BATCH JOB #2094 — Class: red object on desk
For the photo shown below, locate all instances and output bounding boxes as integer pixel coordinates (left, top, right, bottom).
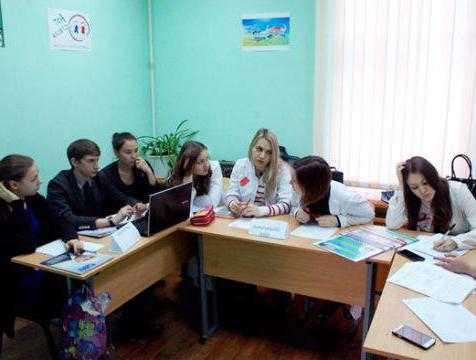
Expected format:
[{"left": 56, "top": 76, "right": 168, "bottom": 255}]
[{"left": 190, "top": 205, "right": 216, "bottom": 226}]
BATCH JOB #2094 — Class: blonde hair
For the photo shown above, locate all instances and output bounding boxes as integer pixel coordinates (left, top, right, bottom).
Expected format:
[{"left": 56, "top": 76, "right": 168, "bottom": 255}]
[{"left": 248, "top": 128, "right": 283, "bottom": 198}]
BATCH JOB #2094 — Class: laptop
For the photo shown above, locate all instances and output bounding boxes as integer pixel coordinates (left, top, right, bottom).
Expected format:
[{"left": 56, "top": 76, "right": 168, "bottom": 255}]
[{"left": 132, "top": 182, "right": 192, "bottom": 237}]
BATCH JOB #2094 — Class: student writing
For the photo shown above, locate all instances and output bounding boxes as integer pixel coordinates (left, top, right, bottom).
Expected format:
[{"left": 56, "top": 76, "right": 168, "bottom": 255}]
[{"left": 386, "top": 156, "right": 476, "bottom": 251}]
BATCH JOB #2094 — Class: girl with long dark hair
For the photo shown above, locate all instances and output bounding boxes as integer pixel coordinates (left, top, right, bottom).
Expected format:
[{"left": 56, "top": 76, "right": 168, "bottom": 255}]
[
  {"left": 101, "top": 132, "right": 162, "bottom": 203},
  {"left": 291, "top": 156, "right": 374, "bottom": 227},
  {"left": 386, "top": 156, "right": 476, "bottom": 251},
  {"left": 169, "top": 141, "right": 223, "bottom": 212}
]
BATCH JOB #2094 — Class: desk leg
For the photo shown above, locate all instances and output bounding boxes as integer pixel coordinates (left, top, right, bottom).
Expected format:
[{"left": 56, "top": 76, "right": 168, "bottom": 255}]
[
  {"left": 196, "top": 234, "right": 218, "bottom": 343},
  {"left": 66, "top": 277, "right": 73, "bottom": 293},
  {"left": 361, "top": 262, "right": 376, "bottom": 360}
]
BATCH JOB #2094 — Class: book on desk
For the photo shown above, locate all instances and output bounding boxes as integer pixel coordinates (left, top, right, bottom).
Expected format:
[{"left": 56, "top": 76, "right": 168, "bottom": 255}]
[
  {"left": 41, "top": 251, "right": 114, "bottom": 275},
  {"left": 314, "top": 225, "right": 418, "bottom": 262}
]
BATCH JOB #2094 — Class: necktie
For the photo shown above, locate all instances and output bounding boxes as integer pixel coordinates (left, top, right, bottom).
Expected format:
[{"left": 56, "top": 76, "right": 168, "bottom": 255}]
[{"left": 83, "top": 182, "right": 96, "bottom": 216}]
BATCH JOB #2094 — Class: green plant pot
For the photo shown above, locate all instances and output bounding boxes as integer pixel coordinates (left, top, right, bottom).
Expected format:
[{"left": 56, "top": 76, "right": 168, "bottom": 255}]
[{"left": 148, "top": 155, "right": 170, "bottom": 179}]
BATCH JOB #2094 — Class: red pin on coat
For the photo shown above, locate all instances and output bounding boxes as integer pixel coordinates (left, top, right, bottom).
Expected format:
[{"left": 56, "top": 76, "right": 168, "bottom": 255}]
[{"left": 240, "top": 176, "right": 250, "bottom": 186}]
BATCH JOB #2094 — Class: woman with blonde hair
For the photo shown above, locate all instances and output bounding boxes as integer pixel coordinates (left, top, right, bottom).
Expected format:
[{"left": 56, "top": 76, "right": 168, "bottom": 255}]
[{"left": 226, "top": 128, "right": 292, "bottom": 217}]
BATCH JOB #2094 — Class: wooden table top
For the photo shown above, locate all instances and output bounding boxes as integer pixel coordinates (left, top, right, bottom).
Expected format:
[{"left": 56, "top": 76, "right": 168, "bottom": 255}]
[
  {"left": 12, "top": 216, "right": 410, "bottom": 280},
  {"left": 179, "top": 216, "right": 396, "bottom": 265},
  {"left": 11, "top": 220, "right": 189, "bottom": 281},
  {"left": 363, "top": 252, "right": 476, "bottom": 360}
]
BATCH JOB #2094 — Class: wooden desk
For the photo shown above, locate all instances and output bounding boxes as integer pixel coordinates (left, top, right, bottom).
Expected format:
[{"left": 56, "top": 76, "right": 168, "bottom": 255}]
[
  {"left": 180, "top": 216, "right": 395, "bottom": 359},
  {"left": 363, "top": 252, "right": 476, "bottom": 359},
  {"left": 12, "top": 223, "right": 194, "bottom": 315}
]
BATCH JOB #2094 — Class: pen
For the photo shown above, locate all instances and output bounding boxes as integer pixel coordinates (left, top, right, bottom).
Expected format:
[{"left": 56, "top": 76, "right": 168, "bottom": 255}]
[
  {"left": 441, "top": 224, "right": 456, "bottom": 241},
  {"left": 69, "top": 248, "right": 85, "bottom": 257},
  {"left": 239, "top": 199, "right": 251, "bottom": 217},
  {"left": 435, "top": 224, "right": 456, "bottom": 251}
]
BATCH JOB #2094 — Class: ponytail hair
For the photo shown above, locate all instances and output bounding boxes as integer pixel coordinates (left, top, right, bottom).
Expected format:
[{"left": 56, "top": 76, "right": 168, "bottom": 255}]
[
  {"left": 0, "top": 154, "right": 34, "bottom": 218},
  {"left": 112, "top": 132, "right": 137, "bottom": 152}
]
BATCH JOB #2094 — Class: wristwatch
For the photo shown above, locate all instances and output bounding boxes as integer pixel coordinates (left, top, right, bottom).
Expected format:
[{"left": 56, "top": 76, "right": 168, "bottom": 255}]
[{"left": 107, "top": 215, "right": 115, "bottom": 227}]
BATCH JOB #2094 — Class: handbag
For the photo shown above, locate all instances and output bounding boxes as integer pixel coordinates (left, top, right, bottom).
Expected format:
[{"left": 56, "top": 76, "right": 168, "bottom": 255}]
[
  {"left": 61, "top": 285, "right": 111, "bottom": 359},
  {"left": 190, "top": 205, "right": 216, "bottom": 226},
  {"left": 448, "top": 154, "right": 476, "bottom": 199},
  {"left": 330, "top": 166, "right": 344, "bottom": 184}
]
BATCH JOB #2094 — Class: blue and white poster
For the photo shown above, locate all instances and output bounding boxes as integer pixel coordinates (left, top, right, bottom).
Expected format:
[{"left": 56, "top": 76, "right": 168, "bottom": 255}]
[
  {"left": 241, "top": 12, "right": 290, "bottom": 51},
  {"left": 48, "top": 8, "right": 92, "bottom": 51}
]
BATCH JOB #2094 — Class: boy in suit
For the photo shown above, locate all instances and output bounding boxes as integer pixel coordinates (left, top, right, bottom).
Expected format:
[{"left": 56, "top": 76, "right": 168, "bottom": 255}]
[{"left": 48, "top": 139, "right": 146, "bottom": 231}]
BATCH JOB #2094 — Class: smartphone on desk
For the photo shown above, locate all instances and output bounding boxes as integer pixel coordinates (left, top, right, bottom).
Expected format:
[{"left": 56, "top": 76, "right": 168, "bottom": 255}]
[
  {"left": 398, "top": 249, "right": 425, "bottom": 262},
  {"left": 392, "top": 324, "right": 435, "bottom": 350}
]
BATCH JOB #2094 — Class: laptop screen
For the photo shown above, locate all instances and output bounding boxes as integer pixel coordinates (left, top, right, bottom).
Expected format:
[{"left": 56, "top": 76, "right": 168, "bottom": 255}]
[{"left": 148, "top": 182, "right": 192, "bottom": 236}]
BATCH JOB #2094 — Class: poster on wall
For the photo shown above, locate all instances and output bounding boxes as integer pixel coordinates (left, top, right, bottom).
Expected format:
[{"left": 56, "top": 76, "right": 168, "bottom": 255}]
[
  {"left": 0, "top": 0, "right": 5, "bottom": 48},
  {"left": 48, "top": 8, "right": 91, "bottom": 51},
  {"left": 241, "top": 12, "right": 290, "bottom": 51}
]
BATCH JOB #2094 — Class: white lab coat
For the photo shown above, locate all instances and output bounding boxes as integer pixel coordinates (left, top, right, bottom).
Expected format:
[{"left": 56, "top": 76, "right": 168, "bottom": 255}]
[
  {"left": 291, "top": 180, "right": 375, "bottom": 228},
  {"left": 225, "top": 157, "right": 292, "bottom": 215},
  {"left": 191, "top": 160, "right": 223, "bottom": 213},
  {"left": 386, "top": 181, "right": 476, "bottom": 249}
]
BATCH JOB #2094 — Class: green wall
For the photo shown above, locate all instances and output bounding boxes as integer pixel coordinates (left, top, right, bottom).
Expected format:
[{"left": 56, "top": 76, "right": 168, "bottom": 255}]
[
  {"left": 0, "top": 0, "right": 319, "bottom": 191},
  {"left": 0, "top": 0, "right": 152, "bottom": 193},
  {"left": 152, "top": 0, "right": 316, "bottom": 161}
]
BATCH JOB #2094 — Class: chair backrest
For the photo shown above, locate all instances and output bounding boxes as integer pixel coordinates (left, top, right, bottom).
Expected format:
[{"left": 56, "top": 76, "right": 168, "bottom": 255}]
[
  {"left": 330, "top": 167, "right": 344, "bottom": 183},
  {"left": 219, "top": 160, "right": 234, "bottom": 178}
]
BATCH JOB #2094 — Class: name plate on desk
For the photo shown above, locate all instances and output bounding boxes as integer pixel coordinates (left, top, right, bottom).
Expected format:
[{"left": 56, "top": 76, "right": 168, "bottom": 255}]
[
  {"left": 110, "top": 222, "right": 141, "bottom": 253},
  {"left": 248, "top": 219, "right": 289, "bottom": 240}
]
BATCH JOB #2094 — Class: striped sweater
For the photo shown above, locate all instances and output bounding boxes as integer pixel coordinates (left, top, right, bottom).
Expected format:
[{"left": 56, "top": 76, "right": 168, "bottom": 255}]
[{"left": 227, "top": 175, "right": 291, "bottom": 217}]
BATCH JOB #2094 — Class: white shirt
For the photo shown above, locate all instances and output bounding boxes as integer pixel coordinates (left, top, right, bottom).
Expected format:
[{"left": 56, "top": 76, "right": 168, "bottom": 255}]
[
  {"left": 386, "top": 181, "right": 476, "bottom": 249},
  {"left": 225, "top": 157, "right": 292, "bottom": 216},
  {"left": 191, "top": 160, "right": 223, "bottom": 213}
]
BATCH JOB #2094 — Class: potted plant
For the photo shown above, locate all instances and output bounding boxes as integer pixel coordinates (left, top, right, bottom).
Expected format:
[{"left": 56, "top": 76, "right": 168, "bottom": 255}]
[{"left": 138, "top": 120, "right": 199, "bottom": 178}]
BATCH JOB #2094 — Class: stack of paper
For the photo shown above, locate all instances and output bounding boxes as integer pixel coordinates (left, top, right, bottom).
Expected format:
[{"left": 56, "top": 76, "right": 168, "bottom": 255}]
[
  {"left": 313, "top": 226, "right": 418, "bottom": 262},
  {"left": 387, "top": 261, "right": 476, "bottom": 303},
  {"left": 42, "top": 252, "right": 113, "bottom": 275},
  {"left": 36, "top": 239, "right": 104, "bottom": 256},
  {"left": 78, "top": 227, "right": 116, "bottom": 238},
  {"left": 314, "top": 235, "right": 384, "bottom": 262},
  {"left": 290, "top": 224, "right": 338, "bottom": 240},
  {"left": 342, "top": 226, "right": 418, "bottom": 251},
  {"left": 403, "top": 234, "right": 469, "bottom": 262},
  {"left": 403, "top": 297, "right": 476, "bottom": 343},
  {"left": 229, "top": 218, "right": 252, "bottom": 230},
  {"left": 215, "top": 206, "right": 235, "bottom": 219}
]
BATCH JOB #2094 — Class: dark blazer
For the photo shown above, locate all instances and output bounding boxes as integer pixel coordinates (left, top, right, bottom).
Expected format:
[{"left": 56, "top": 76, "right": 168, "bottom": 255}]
[
  {"left": 0, "top": 194, "right": 77, "bottom": 338},
  {"left": 100, "top": 161, "right": 163, "bottom": 203},
  {"left": 47, "top": 169, "right": 139, "bottom": 231}
]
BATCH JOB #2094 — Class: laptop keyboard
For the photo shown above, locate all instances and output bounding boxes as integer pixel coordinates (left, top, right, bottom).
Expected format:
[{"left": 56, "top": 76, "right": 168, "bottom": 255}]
[{"left": 132, "top": 217, "right": 149, "bottom": 236}]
